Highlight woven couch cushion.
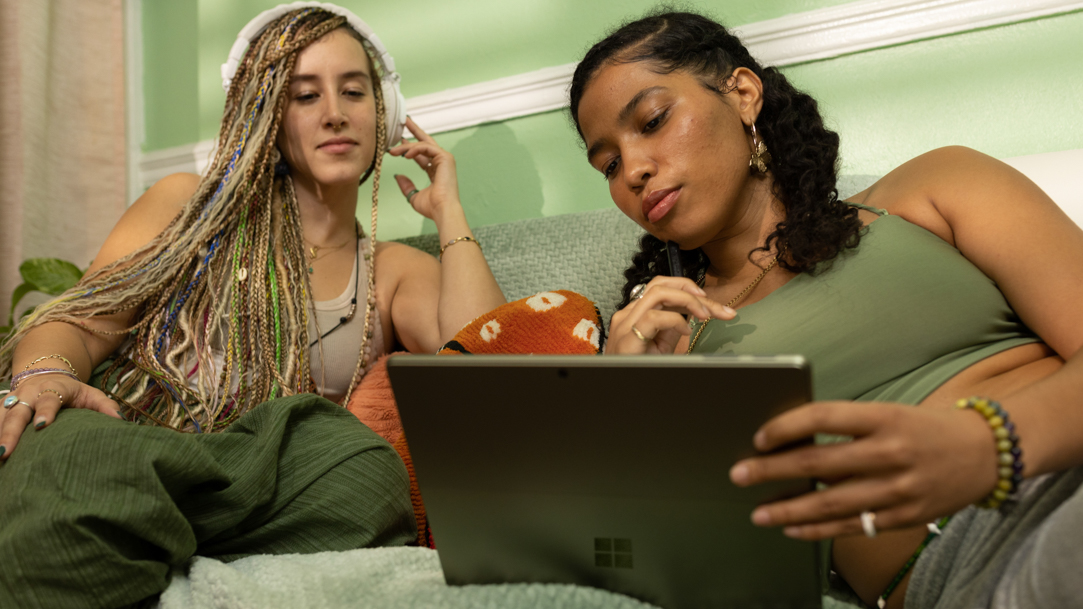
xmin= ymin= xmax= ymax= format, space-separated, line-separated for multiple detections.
xmin=397 ymin=207 xmax=643 ymax=326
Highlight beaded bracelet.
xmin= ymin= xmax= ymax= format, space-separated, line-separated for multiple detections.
xmin=10 ymin=368 xmax=80 ymax=391
xmin=955 ymin=396 xmax=1023 ymax=509
xmin=23 ymin=354 xmax=77 ymax=375
xmin=438 ymin=236 xmax=481 ymax=261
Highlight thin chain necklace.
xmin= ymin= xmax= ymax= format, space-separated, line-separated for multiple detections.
xmin=308 ymin=225 xmax=360 ymax=348
xmin=304 ymin=234 xmax=354 ymax=273
xmin=686 ymin=256 xmax=778 ymax=354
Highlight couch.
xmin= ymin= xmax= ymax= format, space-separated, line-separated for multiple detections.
xmin=153 ymin=177 xmax=886 ymax=609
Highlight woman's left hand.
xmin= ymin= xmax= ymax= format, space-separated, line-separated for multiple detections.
xmin=389 ymin=116 xmax=461 ymax=220
xmin=728 ymin=401 xmax=1001 ymax=540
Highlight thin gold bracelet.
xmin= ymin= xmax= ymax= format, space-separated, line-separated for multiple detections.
xmin=438 ymin=236 xmax=481 ymax=261
xmin=23 ymin=354 xmax=77 ymax=375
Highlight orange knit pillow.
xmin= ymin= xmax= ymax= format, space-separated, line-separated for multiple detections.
xmin=347 ymin=290 xmax=604 ymax=547
xmin=438 ymin=290 xmax=604 ymax=355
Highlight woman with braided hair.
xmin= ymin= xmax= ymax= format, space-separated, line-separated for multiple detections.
xmin=0 ymin=5 xmax=503 ymax=607
xmin=572 ymin=10 xmax=1083 ymax=609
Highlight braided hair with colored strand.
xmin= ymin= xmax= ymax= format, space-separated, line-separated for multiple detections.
xmin=568 ymin=10 xmax=864 ymax=312
xmin=0 ymin=8 xmax=387 ymax=432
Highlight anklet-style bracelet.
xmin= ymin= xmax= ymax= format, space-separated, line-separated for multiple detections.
xmin=10 ymin=368 xmax=80 ymax=391
xmin=439 ymin=236 xmax=481 ymax=261
xmin=955 ymin=396 xmax=1023 ymax=509
xmin=876 ymin=517 xmax=951 ymax=608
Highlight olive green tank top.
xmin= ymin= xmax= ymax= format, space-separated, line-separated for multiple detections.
xmin=690 ymin=205 xmax=1040 ymax=405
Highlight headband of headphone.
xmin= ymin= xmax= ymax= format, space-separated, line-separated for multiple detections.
xmin=221 ymin=1 xmax=406 ymax=150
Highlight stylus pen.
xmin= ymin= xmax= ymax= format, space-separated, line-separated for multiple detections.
xmin=666 ymin=241 xmax=683 ymax=278
xmin=667 ymin=241 xmax=695 ymax=324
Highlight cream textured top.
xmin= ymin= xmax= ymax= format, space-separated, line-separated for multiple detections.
xmin=307 ymin=236 xmax=386 ymax=403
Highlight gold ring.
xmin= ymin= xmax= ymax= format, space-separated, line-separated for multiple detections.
xmin=630 ymin=325 xmax=650 ymax=344
xmin=37 ymin=388 xmax=64 ymax=406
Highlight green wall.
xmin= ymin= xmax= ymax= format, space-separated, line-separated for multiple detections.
xmin=139 ymin=1 xmax=1083 ymax=240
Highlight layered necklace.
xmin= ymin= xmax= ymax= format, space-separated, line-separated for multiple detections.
xmin=686 ymin=255 xmax=778 ymax=354
xmin=304 ymin=233 xmax=354 ymax=274
xmin=308 ymin=223 xmax=360 ymax=348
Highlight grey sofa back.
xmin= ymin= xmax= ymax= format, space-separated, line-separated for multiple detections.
xmin=398 ymin=207 xmax=643 ymax=326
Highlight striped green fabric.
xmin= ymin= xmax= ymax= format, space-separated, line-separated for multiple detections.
xmin=0 ymin=395 xmax=416 ymax=609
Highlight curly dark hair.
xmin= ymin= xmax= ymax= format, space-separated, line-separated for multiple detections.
xmin=568 ymin=10 xmax=863 ymax=311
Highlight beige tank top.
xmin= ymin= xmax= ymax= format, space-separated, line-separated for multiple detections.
xmin=307 ymin=236 xmax=385 ymax=403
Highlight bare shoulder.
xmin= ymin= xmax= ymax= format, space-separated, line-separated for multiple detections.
xmin=373 ymin=240 xmax=438 ymax=271
xmin=850 ymin=146 xmax=1064 ymax=245
xmin=88 ymin=173 xmax=201 ymax=273
xmin=373 ymin=240 xmax=439 ymax=289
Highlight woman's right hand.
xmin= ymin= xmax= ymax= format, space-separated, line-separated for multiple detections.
xmin=606 ymin=276 xmax=735 ymax=354
xmin=0 ymin=374 xmax=122 ymax=461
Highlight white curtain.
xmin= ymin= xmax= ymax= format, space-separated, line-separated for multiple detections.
xmin=0 ymin=0 xmax=127 ymax=317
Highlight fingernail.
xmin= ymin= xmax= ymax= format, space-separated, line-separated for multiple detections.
xmin=754 ymin=430 xmax=767 ymax=449
xmin=34 ymin=419 xmax=45 ymax=429
xmin=722 ymin=306 xmax=736 ymax=316
xmin=0 ymin=446 xmax=6 ymax=459
xmin=783 ymin=526 xmax=802 ymax=538
xmin=752 ymin=508 xmax=771 ymax=526
xmin=730 ymin=463 xmax=749 ymax=485
xmin=695 ymin=287 xmax=706 ymax=296
xmin=116 ymin=410 xmax=124 ymax=418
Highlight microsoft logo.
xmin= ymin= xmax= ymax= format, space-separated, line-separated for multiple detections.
xmin=594 ymin=537 xmax=633 ymax=569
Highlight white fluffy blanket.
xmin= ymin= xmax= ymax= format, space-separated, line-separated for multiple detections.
xmin=156 ymin=546 xmax=659 ymax=609
xmin=156 ymin=546 xmax=854 ymax=609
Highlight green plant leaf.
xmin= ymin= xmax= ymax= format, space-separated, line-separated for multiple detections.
xmin=8 ymin=282 xmax=34 ymax=327
xmin=19 ymin=258 xmax=84 ymax=295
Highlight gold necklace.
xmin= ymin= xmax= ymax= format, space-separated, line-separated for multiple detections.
xmin=304 ymin=235 xmax=354 ymax=273
xmin=686 ymin=256 xmax=778 ymax=354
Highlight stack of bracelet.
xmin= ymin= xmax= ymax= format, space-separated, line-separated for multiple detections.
xmin=10 ymin=354 xmax=80 ymax=392
xmin=955 ymin=396 xmax=1024 ymax=509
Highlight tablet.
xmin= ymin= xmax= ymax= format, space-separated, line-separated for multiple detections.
xmin=387 ymin=354 xmax=821 ymax=609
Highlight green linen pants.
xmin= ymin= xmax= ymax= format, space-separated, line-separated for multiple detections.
xmin=0 ymin=394 xmax=416 ymax=609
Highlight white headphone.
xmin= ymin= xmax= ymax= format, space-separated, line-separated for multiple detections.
xmin=221 ymin=2 xmax=406 ymax=150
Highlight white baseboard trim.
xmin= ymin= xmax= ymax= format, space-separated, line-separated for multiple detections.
xmin=137 ymin=0 xmax=1083 ymax=189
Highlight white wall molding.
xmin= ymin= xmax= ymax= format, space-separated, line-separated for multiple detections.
xmin=140 ymin=140 xmax=217 ymax=188
xmin=138 ymin=0 xmax=1082 ymax=188
xmin=736 ymin=0 xmax=1083 ymax=66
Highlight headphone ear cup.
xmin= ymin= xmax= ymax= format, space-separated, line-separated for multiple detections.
xmin=381 ymin=79 xmax=406 ymax=150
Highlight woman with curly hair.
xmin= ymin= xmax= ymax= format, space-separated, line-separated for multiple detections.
xmin=0 ymin=4 xmax=503 ymax=607
xmin=571 ymin=11 xmax=1083 ymax=609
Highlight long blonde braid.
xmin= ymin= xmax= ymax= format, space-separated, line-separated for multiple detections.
xmin=0 ymin=8 xmax=386 ymax=432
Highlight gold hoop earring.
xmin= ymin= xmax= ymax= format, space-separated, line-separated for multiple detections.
xmin=749 ymin=123 xmax=771 ymax=174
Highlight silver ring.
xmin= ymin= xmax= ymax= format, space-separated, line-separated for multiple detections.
xmin=630 ymin=325 xmax=650 ymax=344
xmin=3 ymin=394 xmax=34 ymax=414
xmin=630 ymin=283 xmax=648 ymax=301
xmin=405 ymin=188 xmax=420 ymax=202
xmin=860 ymin=511 xmax=877 ymax=538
